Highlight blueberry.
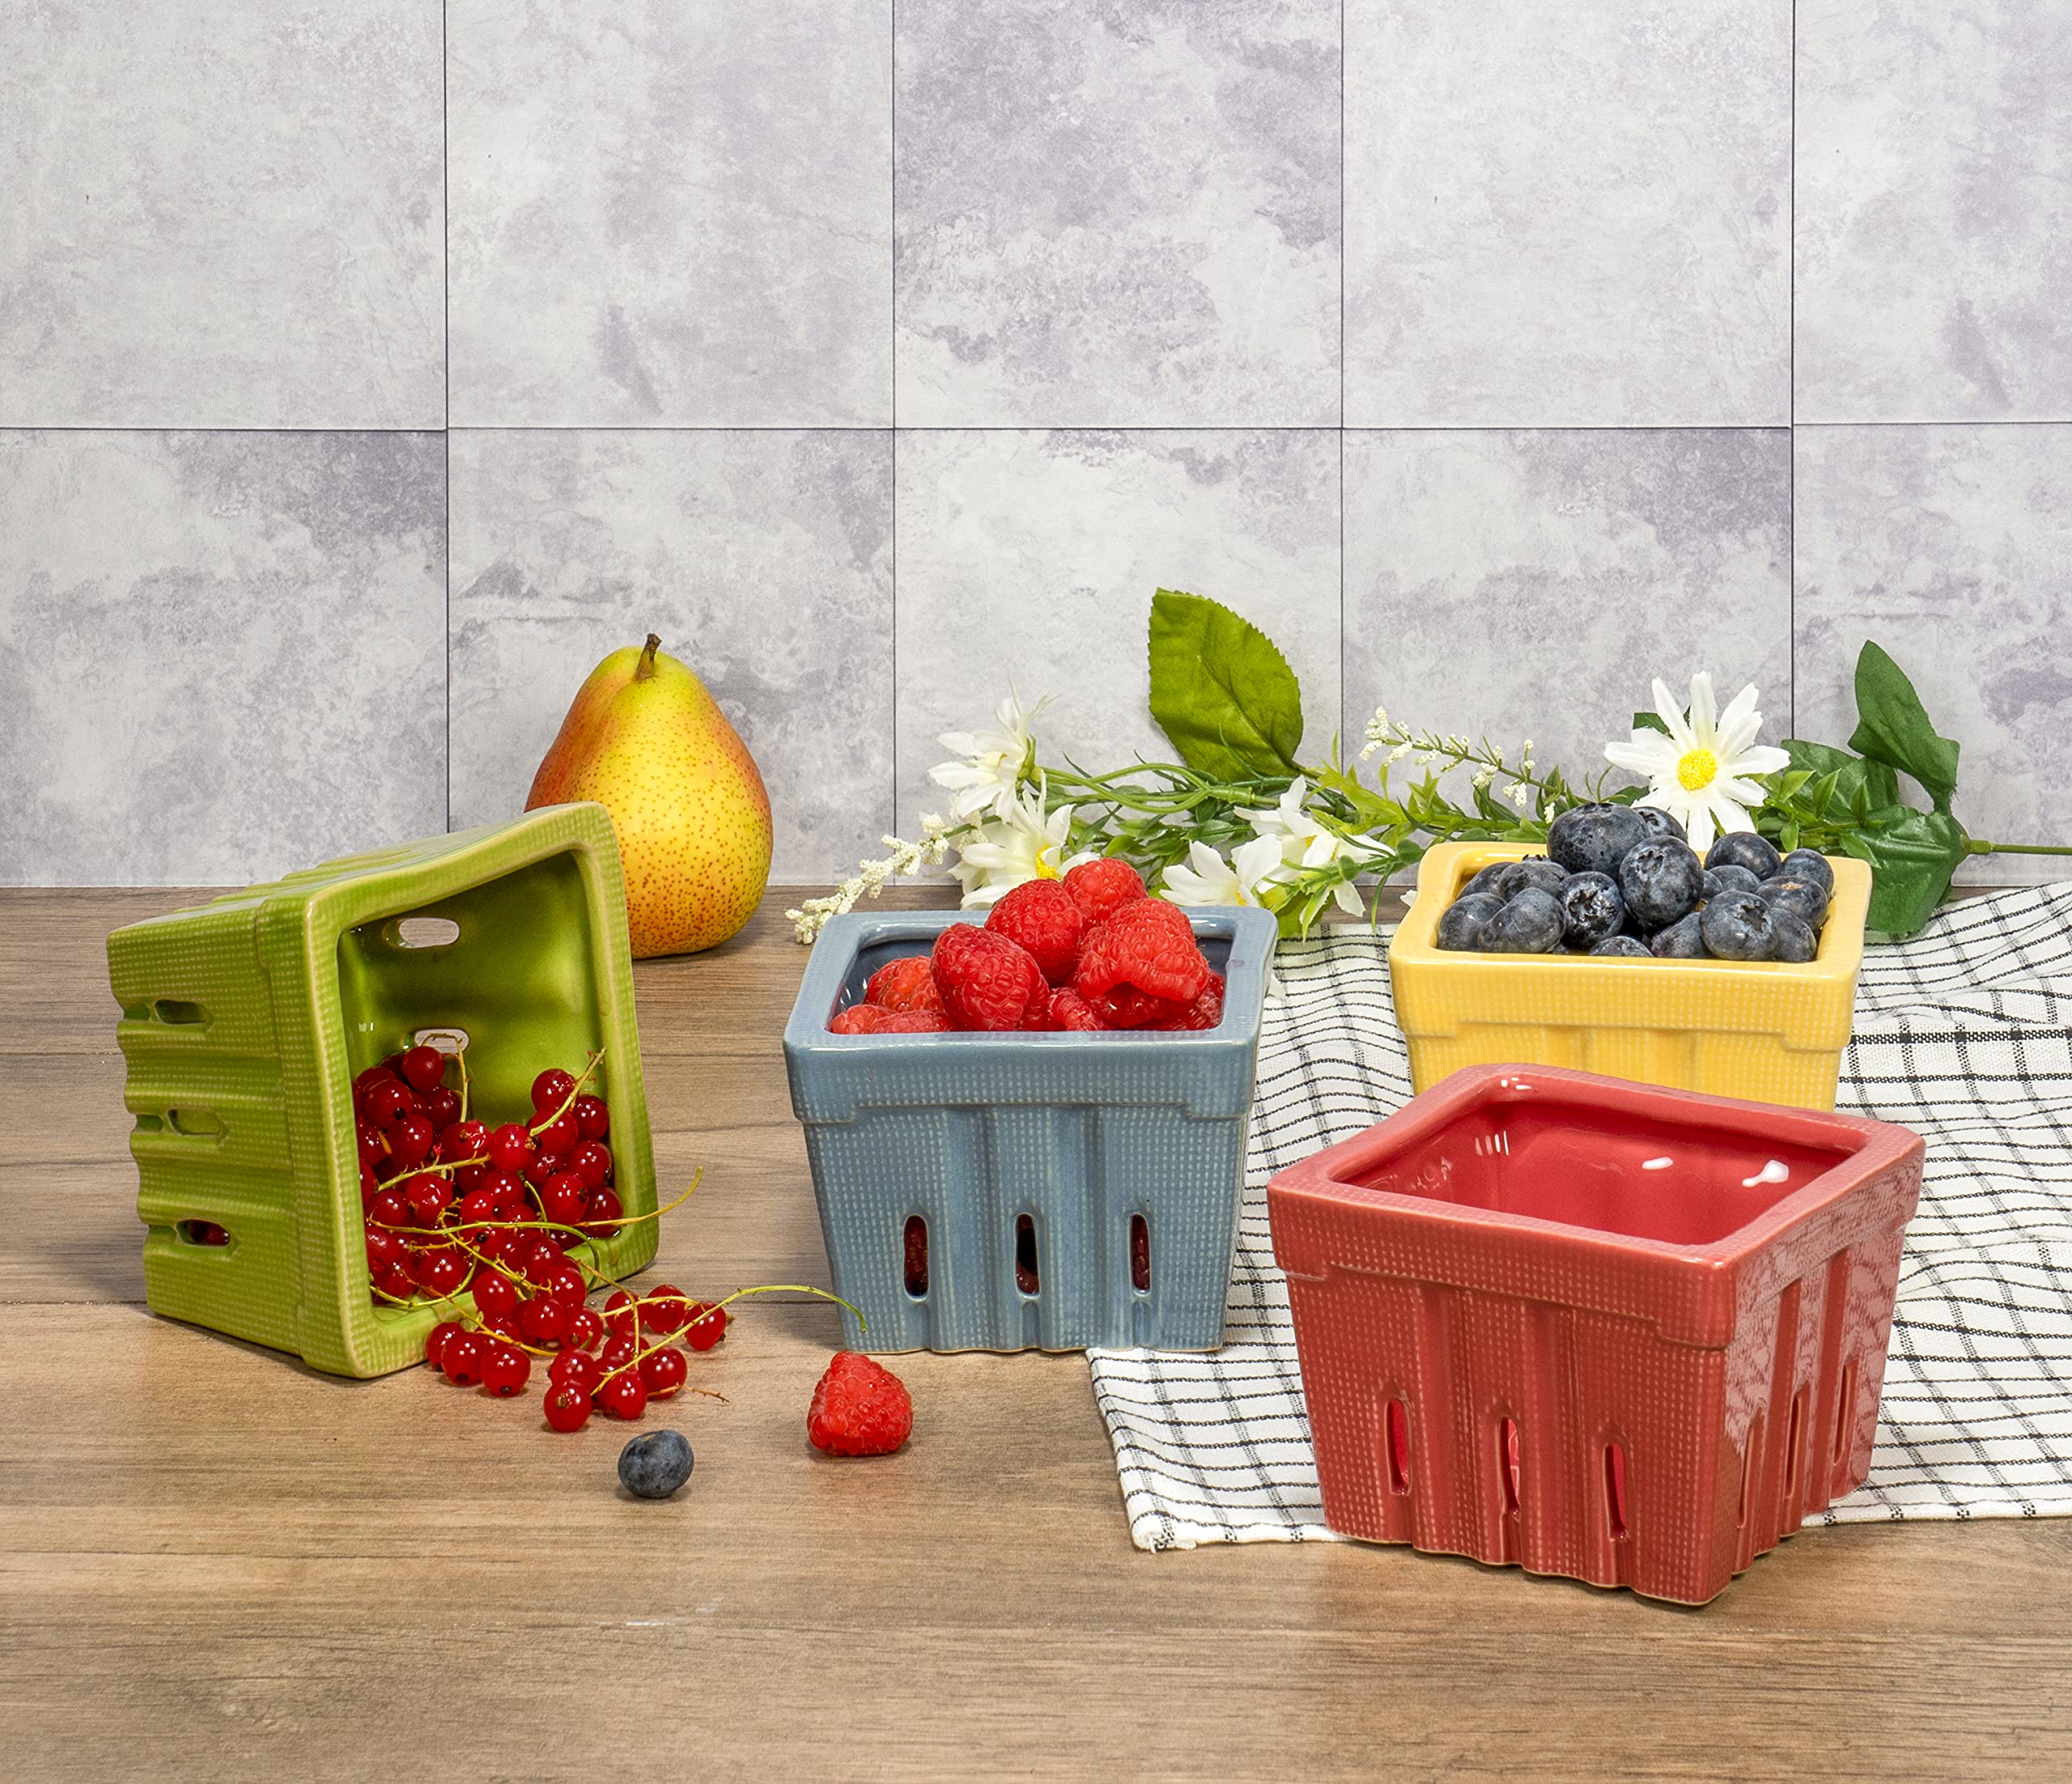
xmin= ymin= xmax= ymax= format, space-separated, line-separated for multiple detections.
xmin=1620 ymin=838 xmax=1704 ymax=929
xmin=1496 ymin=857 xmax=1569 ymax=902
xmin=1649 ymin=911 xmax=1707 ymax=958
xmin=1705 ymin=863 xmax=1763 ymax=897
xmin=1779 ymin=848 xmax=1836 ymax=895
xmin=1559 ymin=871 xmax=1625 ymax=947
xmin=1699 ymin=890 xmax=1776 ymax=961
xmin=618 ymin=1429 xmax=694 ymax=1499
xmin=1632 ymin=806 xmax=1688 ymax=844
xmin=1437 ymin=892 xmax=1502 ymax=951
xmin=1547 ymin=803 xmax=1649 ymax=877
xmin=1459 ymin=863 xmax=1512 ymax=901
xmin=1483 ymin=887 xmax=1566 ymax=953
xmin=1590 ymin=934 xmax=1652 ymax=958
xmin=1758 ymin=875 xmax=1831 ymax=928
xmin=1768 ymin=907 xmax=1819 ymax=963
xmin=1705 ymin=831 xmax=1782 ymax=880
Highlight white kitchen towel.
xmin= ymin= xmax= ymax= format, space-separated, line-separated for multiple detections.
xmin=1089 ymin=883 xmax=2072 ymax=1550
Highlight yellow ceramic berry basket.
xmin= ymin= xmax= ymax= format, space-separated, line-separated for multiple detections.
xmin=1387 ymin=842 xmax=1872 ymax=1112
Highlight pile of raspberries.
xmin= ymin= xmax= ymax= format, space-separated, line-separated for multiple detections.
xmin=827 ymin=860 xmax=1225 ymax=1034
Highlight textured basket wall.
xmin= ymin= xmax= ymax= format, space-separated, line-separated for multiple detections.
xmin=784 ymin=907 xmax=1278 ymax=1353
xmin=1269 ymin=1064 xmax=1923 ymax=1604
xmin=107 ymin=803 xmax=657 ymax=1378
xmin=1389 ymin=842 xmax=1872 ymax=1111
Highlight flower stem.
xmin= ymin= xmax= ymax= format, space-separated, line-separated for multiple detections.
xmin=1971 ymin=839 xmax=2072 ymax=856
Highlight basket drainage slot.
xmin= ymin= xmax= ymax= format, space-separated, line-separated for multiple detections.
xmin=1785 ymin=1391 xmax=1807 ymax=1497
xmin=176 ymin=1221 xmax=231 ymax=1247
xmin=1605 ymin=1442 xmax=1629 ymax=1540
xmin=1499 ymin=1417 xmax=1521 ymax=1516
xmin=1384 ymin=1399 xmax=1412 ymax=1495
xmin=167 ymin=1108 xmax=223 ymax=1137
xmin=396 ymin=916 xmax=461 ymax=949
xmin=1015 ymin=1215 xmax=1038 ymax=1296
xmin=903 ymin=1216 xmax=929 ymax=1298
xmin=1832 ymin=1359 xmax=1858 ymax=1476
xmin=153 ymin=999 xmax=208 ymax=1026
xmin=1129 ymin=1215 xmax=1150 ymax=1293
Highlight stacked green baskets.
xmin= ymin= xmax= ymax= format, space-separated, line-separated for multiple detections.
xmin=107 ymin=803 xmax=656 ymax=1378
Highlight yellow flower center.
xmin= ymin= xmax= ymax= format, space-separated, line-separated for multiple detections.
xmin=1676 ymin=747 xmax=1717 ymax=792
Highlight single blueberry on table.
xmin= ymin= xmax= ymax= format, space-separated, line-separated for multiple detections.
xmin=1649 ymin=911 xmax=1707 ymax=958
xmin=1632 ymin=806 xmax=1687 ymax=844
xmin=1705 ymin=831 xmax=1782 ymax=880
xmin=1590 ymin=934 xmax=1652 ymax=958
xmin=618 ymin=1429 xmax=695 ymax=1499
xmin=1497 ymin=857 xmax=1569 ymax=902
xmin=1779 ymin=848 xmax=1836 ymax=895
xmin=1758 ymin=875 xmax=1831 ymax=928
xmin=1620 ymin=839 xmax=1704 ymax=929
xmin=1437 ymin=892 xmax=1502 ymax=951
xmin=1559 ymin=871 xmax=1625 ymax=947
xmin=1700 ymin=890 xmax=1776 ymax=961
xmin=1768 ymin=907 xmax=1819 ymax=963
xmin=1460 ymin=863 xmax=1512 ymax=901
xmin=1484 ymin=887 xmax=1566 ymax=953
xmin=1547 ymin=803 xmax=1649 ymax=877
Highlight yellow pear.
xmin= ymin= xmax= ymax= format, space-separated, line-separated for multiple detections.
xmin=528 ymin=634 xmax=772 ymax=957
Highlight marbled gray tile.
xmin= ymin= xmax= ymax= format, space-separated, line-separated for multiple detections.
xmin=895 ymin=430 xmax=1340 ymax=830
xmin=0 ymin=4 xmax=442 ymax=429
xmin=1344 ymin=431 xmax=1792 ymax=802
xmin=1345 ymin=2 xmax=1790 ymax=427
xmin=448 ymin=1 xmax=892 ymax=428
xmin=1795 ymin=425 xmax=2072 ymax=883
xmin=448 ymin=431 xmax=893 ymax=882
xmin=896 ymin=0 xmax=1339 ymax=427
xmin=1797 ymin=2 xmax=2072 ymax=422
xmin=0 ymin=432 xmax=446 ymax=884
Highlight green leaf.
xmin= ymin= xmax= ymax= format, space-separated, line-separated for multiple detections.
xmin=1631 ymin=711 xmax=1671 ymax=737
xmin=1781 ymin=737 xmax=1899 ymax=813
xmin=1847 ymin=642 xmax=1960 ymax=813
xmin=1845 ymin=807 xmax=1968 ymax=937
xmin=1147 ymin=589 xmax=1305 ymax=781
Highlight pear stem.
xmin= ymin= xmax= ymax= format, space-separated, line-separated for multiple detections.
xmin=635 ymin=633 xmax=661 ymax=681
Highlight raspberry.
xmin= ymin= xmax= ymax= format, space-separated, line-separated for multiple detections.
xmin=931 ymin=924 xmax=1050 ymax=1031
xmin=1047 ymin=988 xmax=1109 ymax=1030
xmin=865 ymin=954 xmax=942 ymax=1013
xmin=1062 ymin=856 xmax=1147 ymax=923
xmin=828 ymin=1004 xmax=949 ymax=1035
xmin=1074 ymin=898 xmax=1212 ymax=1009
xmin=984 ymin=879 xmax=1085 ymax=985
xmin=807 ymin=1351 xmax=914 ymax=1457
xmin=1161 ymin=971 xmax=1225 ymax=1030
xmin=1089 ymin=984 xmax=1188 ymax=1029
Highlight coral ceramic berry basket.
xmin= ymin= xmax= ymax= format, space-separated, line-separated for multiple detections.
xmin=1269 ymin=1064 xmax=1923 ymax=1604
xmin=1390 ymin=841 xmax=1873 ymax=1111
xmin=783 ymin=906 xmax=1279 ymax=1353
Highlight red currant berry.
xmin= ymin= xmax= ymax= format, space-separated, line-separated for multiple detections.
xmin=439 ymin=1119 xmax=487 ymax=1162
xmin=359 ymin=1162 xmax=380 ymax=1206
xmin=531 ymin=1068 xmax=576 ymax=1113
xmin=597 ymin=1370 xmax=648 ymax=1421
xmin=518 ymin=1293 xmax=568 ymax=1344
xmin=518 ymin=1235 xmax=561 ymax=1282
xmin=399 ymin=1044 xmax=448 ymax=1094
xmin=641 ymin=1286 xmax=688 ymax=1336
xmin=456 ymin=1187 xmax=499 ymax=1227
xmin=441 ymin=1332 xmax=487 ymax=1385
xmin=600 ymin=1333 xmax=639 ymax=1372
xmin=639 ymin=1346 xmax=688 ymax=1399
xmin=418 ymin=1247 xmax=470 ymax=1298
xmin=404 ymin=1178 xmax=452 ymax=1225
xmin=533 ymin=1113 xmax=579 ymax=1158
xmin=423 ymin=1085 xmax=462 ymax=1131
xmin=543 ymin=1260 xmax=588 ymax=1306
xmin=366 ymin=1188 xmax=409 ymax=1230
xmin=522 ymin=1152 xmax=559 ymax=1188
xmin=477 ymin=1168 xmax=524 ymax=1210
xmin=549 ymin=1350 xmax=600 ymax=1393
xmin=391 ymin=1115 xmax=435 ymax=1168
xmin=683 ymin=1302 xmax=729 ymax=1352
xmin=568 ymin=1142 xmax=612 ymax=1190
xmin=353 ymin=1064 xmax=398 ymax=1116
xmin=541 ymin=1173 xmax=590 ymax=1227
xmin=486 ymin=1123 xmax=533 ymax=1172
xmin=365 ymin=1225 xmax=405 ymax=1273
xmin=374 ymin=1260 xmax=417 ymax=1301
xmin=562 ymin=1306 xmax=605 ymax=1353
xmin=480 ymin=1308 xmax=524 ymax=1344
xmin=603 ymin=1289 xmax=639 ymax=1332
xmin=363 ymin=1079 xmax=412 ymax=1129
xmin=425 ymin=1319 xmax=461 ymax=1367
xmin=585 ymin=1187 xmax=624 ymax=1238
xmin=573 ymin=1093 xmax=609 ymax=1140
xmin=481 ymin=1342 xmax=530 ymax=1397
xmin=473 ymin=1268 xmax=519 ymax=1317
xmin=544 ymin=1384 xmax=592 ymax=1432
xmin=355 ymin=1119 xmax=385 ymax=1168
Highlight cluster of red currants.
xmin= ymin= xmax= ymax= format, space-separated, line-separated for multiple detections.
xmin=357 ymin=1047 xmax=622 ymax=1306
xmin=426 ymin=1281 xmax=731 ymax=1432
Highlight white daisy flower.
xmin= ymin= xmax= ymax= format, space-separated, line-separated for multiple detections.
xmin=948 ymin=785 xmax=1085 ymax=907
xmin=1238 ymin=776 xmax=1375 ymax=915
xmin=928 ymin=690 xmax=1054 ymax=821
xmin=1604 ymin=672 xmax=1790 ymax=854
xmin=1158 ymin=836 xmax=1289 ymax=908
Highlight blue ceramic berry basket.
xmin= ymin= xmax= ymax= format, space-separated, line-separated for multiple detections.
xmin=783 ymin=905 xmax=1279 ymax=1353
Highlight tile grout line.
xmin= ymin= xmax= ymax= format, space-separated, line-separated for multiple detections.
xmin=1339 ymin=0 xmax=1347 ymax=741
xmin=1788 ymin=0 xmax=1797 ymax=737
xmin=890 ymin=0 xmax=898 ymax=850
xmin=442 ymin=0 xmax=453 ymax=833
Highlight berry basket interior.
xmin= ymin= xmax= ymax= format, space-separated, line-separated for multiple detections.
xmin=783 ymin=906 xmax=1279 ymax=1353
xmin=107 ymin=803 xmax=657 ymax=1378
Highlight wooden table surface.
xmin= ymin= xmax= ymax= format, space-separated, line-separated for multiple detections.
xmin=4 ymin=886 xmax=2068 ymax=1782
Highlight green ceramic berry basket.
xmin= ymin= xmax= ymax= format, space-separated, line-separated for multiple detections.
xmin=106 ymin=803 xmax=658 ymax=1378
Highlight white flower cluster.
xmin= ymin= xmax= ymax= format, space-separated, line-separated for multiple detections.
xmin=784 ymin=816 xmax=953 ymax=944
xmin=1160 ymin=776 xmax=1377 ymax=920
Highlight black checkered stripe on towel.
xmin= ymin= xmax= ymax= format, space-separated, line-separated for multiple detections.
xmin=1088 ymin=884 xmax=2072 ymax=1551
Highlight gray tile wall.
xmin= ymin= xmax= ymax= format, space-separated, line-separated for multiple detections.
xmin=2 ymin=2 xmax=2065 ymax=886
